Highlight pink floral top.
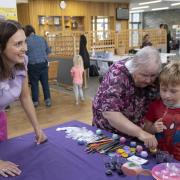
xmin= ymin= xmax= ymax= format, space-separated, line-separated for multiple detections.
xmin=92 ymin=59 xmax=159 ymax=135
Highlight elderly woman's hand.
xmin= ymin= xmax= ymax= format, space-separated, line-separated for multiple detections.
xmin=35 ymin=129 xmax=48 ymax=145
xmin=138 ymin=130 xmax=158 ymax=148
xmin=0 ymin=160 xmax=21 ymax=177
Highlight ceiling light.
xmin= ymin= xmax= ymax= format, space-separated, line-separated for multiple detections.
xmin=130 ymin=10 xmax=145 ymax=13
xmin=152 ymin=7 xmax=169 ymax=11
xmin=171 ymin=2 xmax=180 ymax=6
xmin=139 ymin=0 xmax=162 ymax=5
xmin=131 ymin=6 xmax=149 ymax=10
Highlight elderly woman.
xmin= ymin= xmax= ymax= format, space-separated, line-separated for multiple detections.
xmin=92 ymin=46 xmax=161 ymax=148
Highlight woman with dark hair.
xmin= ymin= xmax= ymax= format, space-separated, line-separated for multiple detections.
xmin=79 ymin=34 xmax=90 ymax=87
xmin=24 ymin=25 xmax=51 ymax=107
xmin=0 ymin=20 xmax=47 ymax=177
xmin=164 ymin=24 xmax=171 ymax=53
xmin=79 ymin=34 xmax=90 ymax=69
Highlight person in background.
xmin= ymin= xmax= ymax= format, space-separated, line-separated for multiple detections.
xmin=93 ymin=46 xmax=162 ymax=148
xmin=141 ymin=34 xmax=152 ymax=48
xmin=158 ymin=24 xmax=166 ymax=53
xmin=71 ymin=55 xmax=85 ymax=105
xmin=160 ymin=24 xmax=164 ymax=29
xmin=164 ymin=24 xmax=171 ymax=53
xmin=143 ymin=60 xmax=180 ymax=160
xmin=0 ymin=20 xmax=47 ymax=177
xmin=79 ymin=34 xmax=90 ymax=88
xmin=24 ymin=25 xmax=51 ymax=107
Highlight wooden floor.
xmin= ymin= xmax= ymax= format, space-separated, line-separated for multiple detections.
xmin=7 ymin=89 xmax=93 ymax=139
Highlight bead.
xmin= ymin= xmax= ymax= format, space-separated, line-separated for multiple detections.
xmin=105 ymin=169 xmax=113 ymax=176
xmin=130 ymin=141 xmax=137 ymax=147
xmin=104 ymin=162 xmax=111 ymax=168
xmin=112 ymin=134 xmax=119 ymax=140
xmin=140 ymin=151 xmax=148 ymax=158
xmin=96 ymin=129 xmax=102 ymax=135
xmin=130 ymin=148 xmax=136 ymax=152
xmin=116 ymin=149 xmax=124 ymax=154
xmin=124 ymin=150 xmax=131 ymax=155
xmin=110 ymin=163 xmax=116 ymax=171
xmin=115 ymin=164 xmax=123 ymax=175
xmin=121 ymin=152 xmax=128 ymax=158
xmin=123 ymin=146 xmax=130 ymax=150
xmin=136 ymin=145 xmax=143 ymax=153
xmin=149 ymin=147 xmax=157 ymax=154
xmin=119 ymin=137 xmax=126 ymax=144
xmin=77 ymin=139 xmax=85 ymax=145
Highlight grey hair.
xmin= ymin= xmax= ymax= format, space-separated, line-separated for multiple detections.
xmin=125 ymin=46 xmax=162 ymax=74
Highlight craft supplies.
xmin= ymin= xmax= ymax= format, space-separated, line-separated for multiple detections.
xmin=130 ymin=141 xmax=137 ymax=147
xmin=152 ymin=163 xmax=180 ymax=180
xmin=140 ymin=151 xmax=148 ymax=158
xmin=112 ymin=134 xmax=119 ymax=140
xmin=136 ymin=145 xmax=143 ymax=153
xmin=119 ymin=137 xmax=126 ymax=144
xmin=127 ymin=155 xmax=148 ymax=165
xmin=96 ymin=129 xmax=102 ymax=135
xmin=121 ymin=162 xmax=151 ymax=176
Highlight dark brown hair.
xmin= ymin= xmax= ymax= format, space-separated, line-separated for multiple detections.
xmin=24 ymin=25 xmax=35 ymax=37
xmin=0 ymin=20 xmax=25 ymax=80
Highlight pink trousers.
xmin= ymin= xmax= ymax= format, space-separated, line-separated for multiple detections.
xmin=0 ymin=111 xmax=7 ymax=141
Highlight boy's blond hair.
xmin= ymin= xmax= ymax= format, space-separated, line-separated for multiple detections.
xmin=160 ymin=60 xmax=180 ymax=87
xmin=73 ymin=55 xmax=84 ymax=68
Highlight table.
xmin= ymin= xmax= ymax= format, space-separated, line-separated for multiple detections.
xmin=90 ymin=55 xmax=132 ymax=63
xmin=0 ymin=120 xmax=177 ymax=180
xmin=90 ymin=55 xmax=132 ymax=75
xmin=90 ymin=52 xmax=176 ymax=66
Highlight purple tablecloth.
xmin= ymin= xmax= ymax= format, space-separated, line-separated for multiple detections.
xmin=0 ymin=120 xmax=177 ymax=180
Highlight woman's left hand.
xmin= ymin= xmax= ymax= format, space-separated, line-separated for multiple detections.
xmin=35 ymin=129 xmax=48 ymax=145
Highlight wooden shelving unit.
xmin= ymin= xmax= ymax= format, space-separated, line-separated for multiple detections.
xmin=47 ymin=29 xmax=167 ymax=58
xmin=38 ymin=15 xmax=62 ymax=35
xmin=64 ymin=16 xmax=84 ymax=31
xmin=38 ymin=15 xmax=84 ymax=35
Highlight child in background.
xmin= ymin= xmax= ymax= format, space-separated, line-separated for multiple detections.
xmin=71 ymin=55 xmax=85 ymax=105
xmin=143 ymin=61 xmax=180 ymax=160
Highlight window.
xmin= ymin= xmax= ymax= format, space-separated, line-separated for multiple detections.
xmin=91 ymin=16 xmax=109 ymax=40
xmin=129 ymin=13 xmax=142 ymax=47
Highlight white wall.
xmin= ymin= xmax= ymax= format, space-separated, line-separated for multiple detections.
xmin=0 ymin=0 xmax=16 ymax=8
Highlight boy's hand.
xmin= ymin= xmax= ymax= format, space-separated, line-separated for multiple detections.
xmin=153 ymin=118 xmax=164 ymax=133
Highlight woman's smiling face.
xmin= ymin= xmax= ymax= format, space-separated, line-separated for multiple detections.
xmin=2 ymin=29 xmax=27 ymax=67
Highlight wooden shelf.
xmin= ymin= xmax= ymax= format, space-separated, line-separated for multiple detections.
xmin=64 ymin=16 xmax=84 ymax=31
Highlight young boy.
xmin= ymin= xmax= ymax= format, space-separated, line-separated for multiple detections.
xmin=143 ymin=61 xmax=180 ymax=160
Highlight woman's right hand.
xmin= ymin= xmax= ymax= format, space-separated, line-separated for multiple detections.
xmin=0 ymin=160 xmax=21 ymax=177
xmin=138 ymin=130 xmax=158 ymax=148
